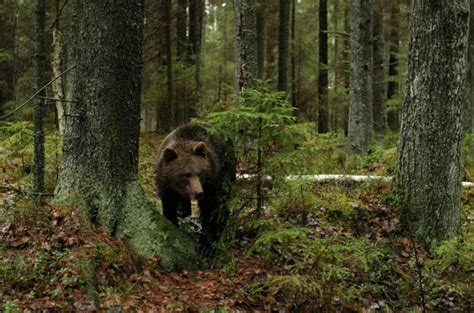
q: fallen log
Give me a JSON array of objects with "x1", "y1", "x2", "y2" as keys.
[{"x1": 237, "y1": 174, "x2": 474, "y2": 188}]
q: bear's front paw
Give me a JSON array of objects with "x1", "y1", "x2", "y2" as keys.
[
  {"x1": 177, "y1": 201, "x2": 191, "y2": 218},
  {"x1": 196, "y1": 242, "x2": 216, "y2": 257}
]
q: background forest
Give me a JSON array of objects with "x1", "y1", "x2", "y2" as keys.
[{"x1": 1, "y1": 0, "x2": 473, "y2": 311}]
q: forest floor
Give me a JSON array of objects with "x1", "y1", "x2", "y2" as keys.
[{"x1": 1, "y1": 129, "x2": 473, "y2": 312}]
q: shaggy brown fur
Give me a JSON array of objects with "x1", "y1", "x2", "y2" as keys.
[{"x1": 156, "y1": 124, "x2": 236, "y2": 255}]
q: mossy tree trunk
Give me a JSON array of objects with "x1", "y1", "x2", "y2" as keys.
[
  {"x1": 55, "y1": 0, "x2": 198, "y2": 270},
  {"x1": 396, "y1": 0, "x2": 469, "y2": 241}
]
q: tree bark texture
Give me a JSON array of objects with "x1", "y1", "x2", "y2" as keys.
[
  {"x1": 56, "y1": 0, "x2": 198, "y2": 270},
  {"x1": 318, "y1": 0, "x2": 329, "y2": 133},
  {"x1": 33, "y1": 0, "x2": 47, "y2": 195},
  {"x1": 278, "y1": 0, "x2": 290, "y2": 92},
  {"x1": 396, "y1": 0, "x2": 469, "y2": 241},
  {"x1": 372, "y1": 0, "x2": 386, "y2": 136},
  {"x1": 233, "y1": 0, "x2": 258, "y2": 93},
  {"x1": 386, "y1": 0, "x2": 400, "y2": 131},
  {"x1": 465, "y1": 0, "x2": 474, "y2": 132},
  {"x1": 51, "y1": 0, "x2": 66, "y2": 138},
  {"x1": 348, "y1": 0, "x2": 373, "y2": 154}
]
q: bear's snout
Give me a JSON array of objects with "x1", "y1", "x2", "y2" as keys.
[
  {"x1": 188, "y1": 176, "x2": 204, "y2": 200},
  {"x1": 195, "y1": 192, "x2": 205, "y2": 201}
]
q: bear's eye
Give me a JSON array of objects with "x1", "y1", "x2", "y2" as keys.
[{"x1": 182, "y1": 173, "x2": 192, "y2": 178}]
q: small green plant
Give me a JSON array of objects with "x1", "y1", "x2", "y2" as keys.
[
  {"x1": 197, "y1": 87, "x2": 314, "y2": 217},
  {"x1": 247, "y1": 228, "x2": 390, "y2": 307},
  {"x1": 0, "y1": 121, "x2": 61, "y2": 191},
  {"x1": 270, "y1": 179, "x2": 318, "y2": 223},
  {"x1": 1, "y1": 299, "x2": 20, "y2": 313}
]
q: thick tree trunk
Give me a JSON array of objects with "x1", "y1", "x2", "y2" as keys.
[
  {"x1": 318, "y1": 0, "x2": 329, "y2": 133},
  {"x1": 372, "y1": 0, "x2": 386, "y2": 136},
  {"x1": 348, "y1": 0, "x2": 373, "y2": 154},
  {"x1": 56, "y1": 0, "x2": 198, "y2": 270},
  {"x1": 33, "y1": 0, "x2": 47, "y2": 195},
  {"x1": 233, "y1": 0, "x2": 258, "y2": 93},
  {"x1": 396, "y1": 0, "x2": 469, "y2": 241},
  {"x1": 278, "y1": 0, "x2": 289, "y2": 92},
  {"x1": 386, "y1": 0, "x2": 400, "y2": 132}
]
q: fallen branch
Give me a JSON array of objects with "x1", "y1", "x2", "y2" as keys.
[{"x1": 0, "y1": 65, "x2": 76, "y2": 120}]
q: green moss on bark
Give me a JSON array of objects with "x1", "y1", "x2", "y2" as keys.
[
  {"x1": 55, "y1": 179, "x2": 200, "y2": 271},
  {"x1": 116, "y1": 182, "x2": 200, "y2": 270}
]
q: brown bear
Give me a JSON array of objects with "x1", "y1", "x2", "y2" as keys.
[{"x1": 156, "y1": 124, "x2": 236, "y2": 255}]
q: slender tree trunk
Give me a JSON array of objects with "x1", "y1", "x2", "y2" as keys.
[
  {"x1": 386, "y1": 0, "x2": 400, "y2": 131},
  {"x1": 33, "y1": 0, "x2": 47, "y2": 195},
  {"x1": 318, "y1": 0, "x2": 329, "y2": 133},
  {"x1": 51, "y1": 0, "x2": 65, "y2": 138},
  {"x1": 372, "y1": 0, "x2": 386, "y2": 136},
  {"x1": 290, "y1": 0, "x2": 296, "y2": 108},
  {"x1": 278, "y1": 0, "x2": 290, "y2": 92},
  {"x1": 256, "y1": 1, "x2": 265, "y2": 79},
  {"x1": 0, "y1": 0, "x2": 15, "y2": 116},
  {"x1": 166, "y1": 0, "x2": 173, "y2": 127},
  {"x1": 56, "y1": 0, "x2": 198, "y2": 270},
  {"x1": 342, "y1": 2, "x2": 351, "y2": 136},
  {"x1": 156, "y1": 0, "x2": 173, "y2": 132},
  {"x1": 176, "y1": 0, "x2": 188, "y2": 62},
  {"x1": 188, "y1": 0, "x2": 204, "y2": 117},
  {"x1": 465, "y1": 0, "x2": 474, "y2": 133},
  {"x1": 265, "y1": 4, "x2": 278, "y2": 80},
  {"x1": 348, "y1": 0, "x2": 373, "y2": 154},
  {"x1": 234, "y1": 0, "x2": 258, "y2": 93},
  {"x1": 218, "y1": 2, "x2": 230, "y2": 103},
  {"x1": 195, "y1": 0, "x2": 205, "y2": 112},
  {"x1": 396, "y1": 0, "x2": 469, "y2": 241},
  {"x1": 331, "y1": 0, "x2": 339, "y2": 131}
]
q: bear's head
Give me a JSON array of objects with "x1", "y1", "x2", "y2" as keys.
[{"x1": 162, "y1": 141, "x2": 211, "y2": 200}]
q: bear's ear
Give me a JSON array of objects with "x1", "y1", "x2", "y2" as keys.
[
  {"x1": 193, "y1": 142, "x2": 207, "y2": 157},
  {"x1": 163, "y1": 148, "x2": 178, "y2": 163}
]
